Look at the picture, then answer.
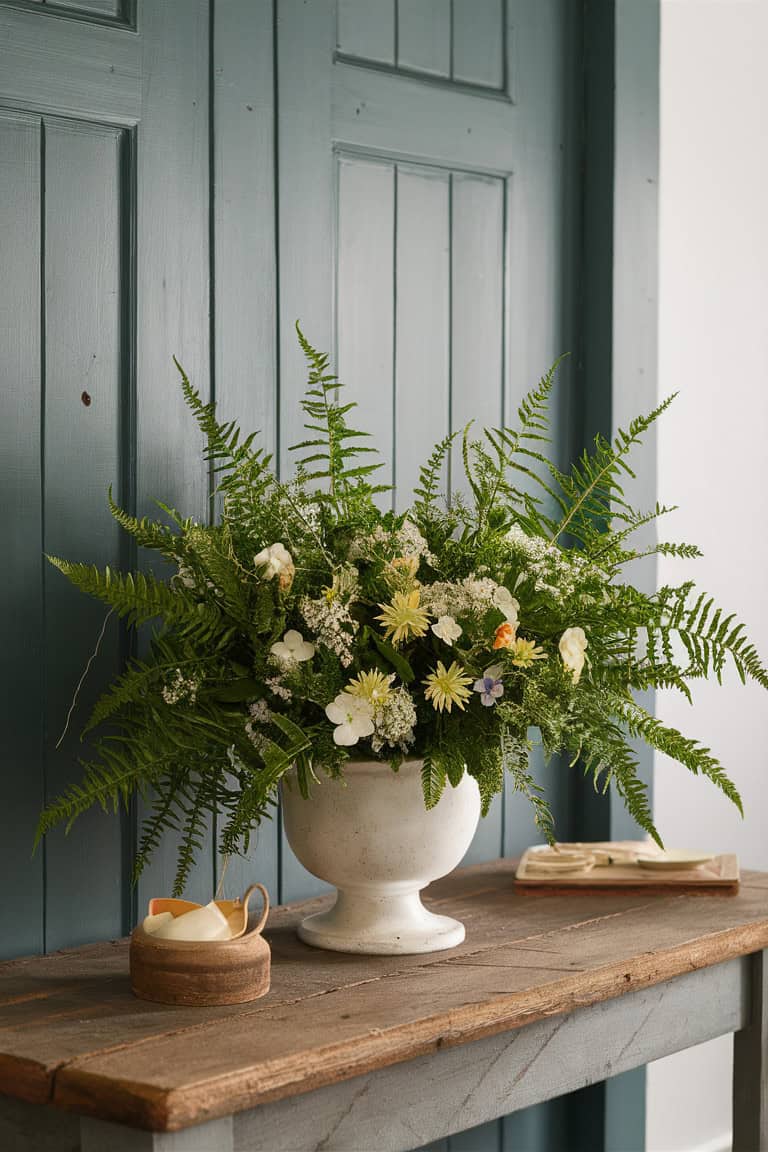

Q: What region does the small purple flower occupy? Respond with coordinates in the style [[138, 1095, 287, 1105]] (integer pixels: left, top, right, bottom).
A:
[[473, 665, 504, 707]]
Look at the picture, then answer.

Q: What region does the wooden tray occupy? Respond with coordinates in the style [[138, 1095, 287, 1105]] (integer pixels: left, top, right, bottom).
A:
[[515, 840, 739, 890]]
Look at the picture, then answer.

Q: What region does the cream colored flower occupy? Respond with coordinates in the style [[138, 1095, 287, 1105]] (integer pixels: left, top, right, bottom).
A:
[[423, 661, 473, 713], [559, 626, 588, 684], [376, 589, 430, 646], [345, 669, 394, 706], [431, 615, 462, 647], [325, 693, 375, 747], [510, 637, 547, 668], [492, 586, 520, 625], [270, 629, 315, 665], [254, 542, 295, 590]]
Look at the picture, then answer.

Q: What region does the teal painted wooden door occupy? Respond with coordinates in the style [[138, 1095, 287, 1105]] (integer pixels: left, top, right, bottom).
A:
[[0, 2, 586, 1148], [0, 0, 213, 955]]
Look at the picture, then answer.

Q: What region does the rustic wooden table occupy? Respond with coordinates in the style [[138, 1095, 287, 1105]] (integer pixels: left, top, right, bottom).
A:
[[1, 859, 767, 1152]]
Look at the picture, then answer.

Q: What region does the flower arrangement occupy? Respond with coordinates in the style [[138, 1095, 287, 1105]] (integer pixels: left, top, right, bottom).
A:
[[38, 327, 768, 894]]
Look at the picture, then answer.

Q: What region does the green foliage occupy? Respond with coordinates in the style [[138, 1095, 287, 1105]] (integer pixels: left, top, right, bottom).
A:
[[421, 755, 447, 809], [37, 335, 767, 890], [290, 322, 390, 518]]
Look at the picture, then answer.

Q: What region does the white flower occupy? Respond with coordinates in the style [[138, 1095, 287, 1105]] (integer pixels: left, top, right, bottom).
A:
[[248, 698, 271, 723], [559, 626, 588, 684], [325, 693, 375, 747], [254, 542, 295, 589], [492, 586, 520, 625], [431, 615, 463, 646], [270, 629, 315, 665]]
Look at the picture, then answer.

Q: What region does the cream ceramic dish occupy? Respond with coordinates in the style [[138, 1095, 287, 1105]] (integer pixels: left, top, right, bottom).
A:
[[636, 850, 715, 871]]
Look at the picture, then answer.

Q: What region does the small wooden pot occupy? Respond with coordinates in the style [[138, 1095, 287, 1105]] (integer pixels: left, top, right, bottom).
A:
[[129, 884, 271, 1007]]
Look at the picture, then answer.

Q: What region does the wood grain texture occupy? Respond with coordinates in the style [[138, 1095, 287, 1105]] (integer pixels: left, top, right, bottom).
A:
[[128, 926, 270, 1008], [1, 861, 767, 1132], [230, 959, 746, 1151], [0, 5, 140, 124]]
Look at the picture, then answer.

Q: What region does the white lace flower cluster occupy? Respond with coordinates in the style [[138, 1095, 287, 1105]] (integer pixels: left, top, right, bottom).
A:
[[265, 675, 292, 701], [300, 594, 357, 667], [505, 524, 586, 602], [161, 669, 199, 705], [348, 519, 434, 566], [370, 688, 417, 754], [420, 575, 498, 620], [243, 697, 272, 751]]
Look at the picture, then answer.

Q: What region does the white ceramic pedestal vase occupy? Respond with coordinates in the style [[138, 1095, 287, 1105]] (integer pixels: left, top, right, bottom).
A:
[[281, 758, 481, 955]]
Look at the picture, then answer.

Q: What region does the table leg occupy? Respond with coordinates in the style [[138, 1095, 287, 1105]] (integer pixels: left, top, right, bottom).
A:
[[80, 1114, 234, 1151], [734, 949, 768, 1152]]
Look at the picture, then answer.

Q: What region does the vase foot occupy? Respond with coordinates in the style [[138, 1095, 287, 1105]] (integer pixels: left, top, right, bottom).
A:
[[296, 887, 466, 955]]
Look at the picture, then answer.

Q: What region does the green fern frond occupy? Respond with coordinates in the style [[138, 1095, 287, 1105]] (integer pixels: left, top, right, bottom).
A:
[[107, 487, 188, 559], [47, 558, 221, 636], [551, 394, 677, 549], [421, 755, 447, 809], [621, 700, 743, 815], [501, 728, 555, 844], [290, 322, 389, 517], [412, 429, 461, 523]]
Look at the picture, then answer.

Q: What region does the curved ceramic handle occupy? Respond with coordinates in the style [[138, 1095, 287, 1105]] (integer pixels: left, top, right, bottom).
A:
[[242, 883, 270, 935]]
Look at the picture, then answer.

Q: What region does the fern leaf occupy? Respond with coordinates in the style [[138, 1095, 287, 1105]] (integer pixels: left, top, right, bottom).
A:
[[421, 756, 447, 809]]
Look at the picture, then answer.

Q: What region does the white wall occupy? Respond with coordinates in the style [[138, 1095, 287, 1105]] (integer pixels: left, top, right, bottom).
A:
[[647, 1, 768, 1149]]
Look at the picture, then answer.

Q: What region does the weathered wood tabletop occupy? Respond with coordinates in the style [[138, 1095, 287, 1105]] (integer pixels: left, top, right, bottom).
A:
[[2, 859, 768, 1151]]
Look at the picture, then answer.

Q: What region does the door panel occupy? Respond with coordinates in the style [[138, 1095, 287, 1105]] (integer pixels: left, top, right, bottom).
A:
[[0, 0, 213, 952], [43, 118, 126, 949], [1, 111, 44, 958], [278, 0, 580, 900]]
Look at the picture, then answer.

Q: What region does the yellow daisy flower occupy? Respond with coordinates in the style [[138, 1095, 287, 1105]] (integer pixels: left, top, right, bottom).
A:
[[510, 637, 547, 668], [376, 589, 430, 646], [424, 661, 473, 713], [346, 669, 394, 706]]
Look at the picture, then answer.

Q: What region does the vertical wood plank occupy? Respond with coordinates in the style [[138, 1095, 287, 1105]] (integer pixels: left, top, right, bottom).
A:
[[211, 0, 279, 904], [0, 112, 43, 960], [135, 0, 212, 911], [277, 0, 335, 469], [336, 155, 395, 487], [43, 119, 125, 951], [394, 166, 450, 510], [451, 0, 504, 89], [336, 0, 396, 65], [450, 174, 504, 438], [397, 0, 451, 78], [277, 0, 335, 904], [451, 171, 505, 867]]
